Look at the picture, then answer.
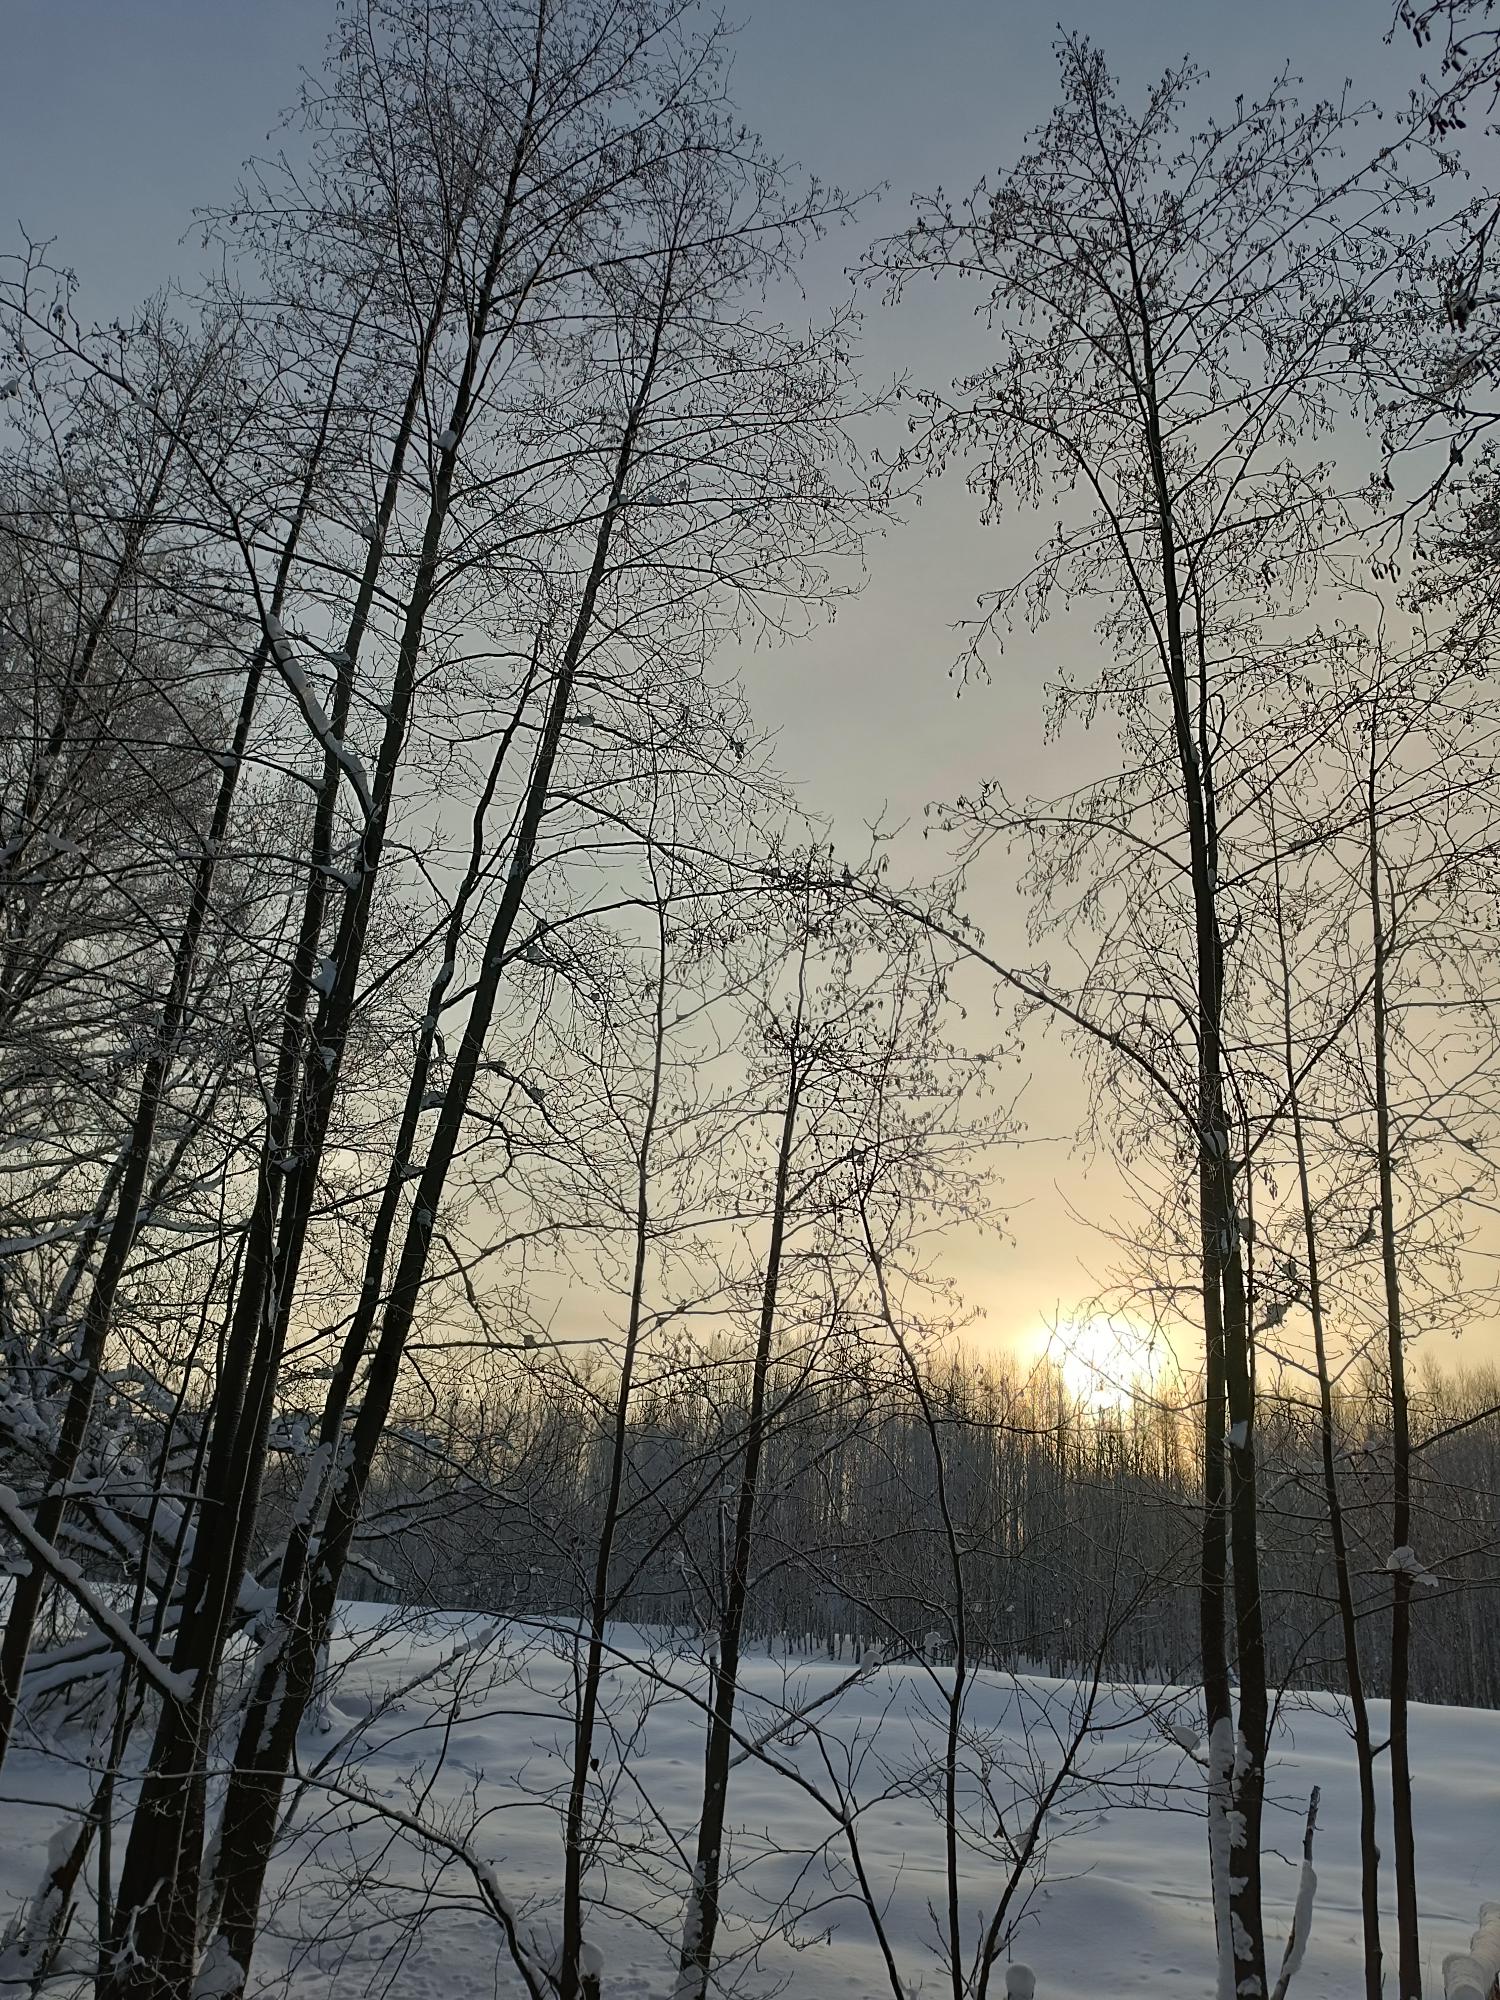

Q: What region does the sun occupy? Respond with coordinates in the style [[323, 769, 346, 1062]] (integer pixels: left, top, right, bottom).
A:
[[1033, 1315, 1171, 1411]]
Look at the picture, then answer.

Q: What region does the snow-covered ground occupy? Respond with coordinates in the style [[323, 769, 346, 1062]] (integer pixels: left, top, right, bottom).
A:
[[4, 1606, 1495, 1998]]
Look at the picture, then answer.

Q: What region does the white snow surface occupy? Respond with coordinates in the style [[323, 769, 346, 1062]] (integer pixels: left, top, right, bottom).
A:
[[2, 1604, 1496, 2000]]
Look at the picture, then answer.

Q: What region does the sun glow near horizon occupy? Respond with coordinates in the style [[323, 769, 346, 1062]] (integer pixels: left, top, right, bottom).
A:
[[1029, 1315, 1179, 1411]]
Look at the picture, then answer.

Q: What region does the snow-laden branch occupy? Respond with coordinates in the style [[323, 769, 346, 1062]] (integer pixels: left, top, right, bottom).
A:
[[1444, 1903, 1500, 2000], [264, 616, 372, 821], [0, 1484, 195, 1703], [1271, 1787, 1320, 2000]]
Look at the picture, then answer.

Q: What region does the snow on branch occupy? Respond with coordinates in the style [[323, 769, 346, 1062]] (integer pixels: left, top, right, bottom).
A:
[[1445, 1902, 1500, 2000], [1386, 1546, 1441, 1588], [0, 1484, 195, 1703], [1271, 1787, 1320, 2000], [263, 615, 372, 820]]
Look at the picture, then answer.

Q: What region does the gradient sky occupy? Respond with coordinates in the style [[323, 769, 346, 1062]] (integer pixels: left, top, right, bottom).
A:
[[3, 0, 1451, 1367]]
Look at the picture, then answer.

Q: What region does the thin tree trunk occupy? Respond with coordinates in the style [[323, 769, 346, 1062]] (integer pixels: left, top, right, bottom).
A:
[[191, 292, 668, 2000], [675, 1008, 803, 2000], [1272, 830, 1383, 1999], [1368, 739, 1420, 2000], [1085, 105, 1271, 1978], [559, 860, 671, 2000], [96, 259, 463, 2000], [202, 648, 533, 1954], [857, 1205, 967, 2000], [0, 350, 343, 1769], [1131, 281, 1267, 1994]]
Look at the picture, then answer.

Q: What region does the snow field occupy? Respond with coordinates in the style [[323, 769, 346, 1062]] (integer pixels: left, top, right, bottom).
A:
[[3, 1605, 1495, 1998]]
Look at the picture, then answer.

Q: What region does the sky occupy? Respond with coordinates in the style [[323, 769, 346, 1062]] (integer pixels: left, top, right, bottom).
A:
[[2, 0, 1467, 1372]]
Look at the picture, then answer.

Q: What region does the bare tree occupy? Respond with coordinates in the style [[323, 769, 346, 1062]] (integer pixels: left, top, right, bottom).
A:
[[867, 40, 1427, 1996], [0, 4, 872, 1995]]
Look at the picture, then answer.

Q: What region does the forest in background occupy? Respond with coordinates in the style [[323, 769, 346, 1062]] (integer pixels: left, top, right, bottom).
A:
[[315, 1353, 1500, 1707]]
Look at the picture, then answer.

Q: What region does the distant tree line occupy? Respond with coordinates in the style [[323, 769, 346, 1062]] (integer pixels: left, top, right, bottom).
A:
[[306, 1349, 1500, 1709]]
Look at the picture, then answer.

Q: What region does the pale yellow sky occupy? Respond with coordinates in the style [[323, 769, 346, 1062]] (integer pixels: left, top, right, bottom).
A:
[[5, 0, 1489, 1377]]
